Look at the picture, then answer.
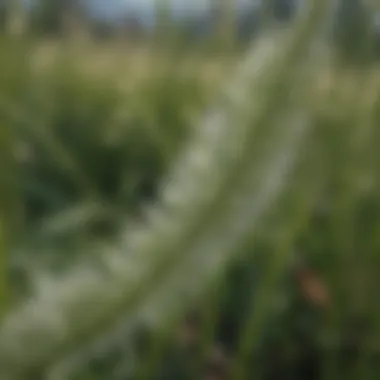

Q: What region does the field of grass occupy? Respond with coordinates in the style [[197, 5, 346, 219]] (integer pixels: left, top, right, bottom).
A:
[[28, 38, 234, 94], [1, 4, 380, 379]]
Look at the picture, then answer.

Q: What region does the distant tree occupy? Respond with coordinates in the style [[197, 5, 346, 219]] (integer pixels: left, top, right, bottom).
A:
[[119, 11, 146, 42], [374, 14, 380, 58], [0, 0, 27, 36], [332, 0, 375, 65], [91, 19, 116, 41], [258, 0, 298, 24], [0, 1, 6, 32], [210, 0, 237, 50], [272, 0, 297, 22], [31, 0, 66, 35], [31, 0, 86, 37], [154, 0, 172, 40], [236, 5, 260, 42]]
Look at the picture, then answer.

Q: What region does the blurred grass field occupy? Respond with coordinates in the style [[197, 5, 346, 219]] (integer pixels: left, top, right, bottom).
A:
[[1, 1, 380, 379]]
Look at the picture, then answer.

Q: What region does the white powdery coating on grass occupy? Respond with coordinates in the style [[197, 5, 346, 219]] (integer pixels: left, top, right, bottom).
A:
[[0, 6, 326, 377], [48, 110, 312, 380]]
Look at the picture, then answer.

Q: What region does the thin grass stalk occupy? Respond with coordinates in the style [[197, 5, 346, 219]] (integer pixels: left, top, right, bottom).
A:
[[319, 68, 376, 380], [0, 122, 21, 317], [0, 96, 100, 200], [0, 223, 7, 320], [342, 68, 380, 380], [231, 130, 323, 380]]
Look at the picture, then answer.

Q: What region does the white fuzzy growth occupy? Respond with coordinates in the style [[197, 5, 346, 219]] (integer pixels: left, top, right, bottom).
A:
[[48, 110, 312, 380], [0, 3, 327, 377]]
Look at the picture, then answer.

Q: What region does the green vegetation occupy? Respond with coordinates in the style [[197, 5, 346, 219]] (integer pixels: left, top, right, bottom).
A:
[[1, 1, 380, 379]]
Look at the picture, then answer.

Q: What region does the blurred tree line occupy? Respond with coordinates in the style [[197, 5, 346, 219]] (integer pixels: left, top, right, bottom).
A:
[[0, 0, 379, 61]]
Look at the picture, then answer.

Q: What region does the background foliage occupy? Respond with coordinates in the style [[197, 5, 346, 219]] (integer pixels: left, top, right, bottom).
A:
[[1, 1, 380, 379]]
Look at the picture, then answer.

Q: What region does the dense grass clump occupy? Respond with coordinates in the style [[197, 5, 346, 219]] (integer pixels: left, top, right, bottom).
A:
[[1, 2, 380, 379]]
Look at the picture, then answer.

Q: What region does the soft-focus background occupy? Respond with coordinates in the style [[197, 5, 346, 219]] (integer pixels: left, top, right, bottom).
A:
[[1, 1, 380, 379]]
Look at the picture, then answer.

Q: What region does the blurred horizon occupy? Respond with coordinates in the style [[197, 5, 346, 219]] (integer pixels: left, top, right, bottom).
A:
[[15, 0, 267, 24]]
